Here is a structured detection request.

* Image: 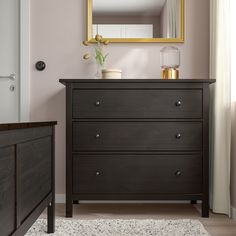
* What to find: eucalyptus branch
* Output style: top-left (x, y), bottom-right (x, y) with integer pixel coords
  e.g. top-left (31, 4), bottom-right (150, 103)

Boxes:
top-left (82, 34), bottom-right (109, 66)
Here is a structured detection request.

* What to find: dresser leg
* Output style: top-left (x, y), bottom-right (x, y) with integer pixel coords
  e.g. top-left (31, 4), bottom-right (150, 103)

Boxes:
top-left (191, 200), bottom-right (197, 204)
top-left (66, 197), bottom-right (73, 218)
top-left (202, 199), bottom-right (209, 217)
top-left (47, 201), bottom-right (55, 233)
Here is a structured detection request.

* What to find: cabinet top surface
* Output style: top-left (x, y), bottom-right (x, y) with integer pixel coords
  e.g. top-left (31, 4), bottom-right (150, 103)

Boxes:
top-left (59, 79), bottom-right (216, 85)
top-left (0, 121), bottom-right (57, 131)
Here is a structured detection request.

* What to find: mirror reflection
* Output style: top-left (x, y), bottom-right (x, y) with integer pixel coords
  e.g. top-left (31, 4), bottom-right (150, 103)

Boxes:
top-left (92, 0), bottom-right (182, 39)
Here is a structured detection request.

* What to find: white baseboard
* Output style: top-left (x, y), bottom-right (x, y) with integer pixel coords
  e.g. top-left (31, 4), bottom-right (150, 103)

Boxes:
top-left (231, 206), bottom-right (236, 220)
top-left (55, 194), bottom-right (195, 204)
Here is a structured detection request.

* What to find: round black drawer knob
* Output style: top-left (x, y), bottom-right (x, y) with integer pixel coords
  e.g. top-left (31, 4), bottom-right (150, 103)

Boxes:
top-left (176, 133), bottom-right (181, 139)
top-left (35, 61), bottom-right (46, 71)
top-left (176, 101), bottom-right (182, 107)
top-left (95, 134), bottom-right (100, 139)
top-left (175, 171), bottom-right (182, 177)
top-left (96, 171), bottom-right (100, 176)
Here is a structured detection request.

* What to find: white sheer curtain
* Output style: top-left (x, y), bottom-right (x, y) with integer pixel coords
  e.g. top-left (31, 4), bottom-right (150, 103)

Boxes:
top-left (230, 0), bottom-right (236, 218)
top-left (210, 0), bottom-right (231, 216)
top-left (167, 0), bottom-right (179, 38)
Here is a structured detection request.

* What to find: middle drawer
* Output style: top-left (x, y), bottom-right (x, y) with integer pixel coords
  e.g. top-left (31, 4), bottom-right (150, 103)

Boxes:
top-left (73, 122), bottom-right (202, 151)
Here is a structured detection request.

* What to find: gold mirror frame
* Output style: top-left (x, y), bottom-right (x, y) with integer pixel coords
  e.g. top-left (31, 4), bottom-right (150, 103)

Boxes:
top-left (87, 0), bottom-right (185, 43)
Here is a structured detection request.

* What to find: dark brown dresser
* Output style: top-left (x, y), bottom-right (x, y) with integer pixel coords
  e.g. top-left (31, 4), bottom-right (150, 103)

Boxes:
top-left (0, 122), bottom-right (56, 236)
top-left (60, 79), bottom-right (215, 218)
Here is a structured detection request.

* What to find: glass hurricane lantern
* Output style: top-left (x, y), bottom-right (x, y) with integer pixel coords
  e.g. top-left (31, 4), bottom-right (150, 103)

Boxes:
top-left (160, 46), bottom-right (180, 80)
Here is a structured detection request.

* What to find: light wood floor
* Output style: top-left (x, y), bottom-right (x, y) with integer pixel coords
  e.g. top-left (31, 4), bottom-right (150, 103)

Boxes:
top-left (50, 203), bottom-right (236, 236)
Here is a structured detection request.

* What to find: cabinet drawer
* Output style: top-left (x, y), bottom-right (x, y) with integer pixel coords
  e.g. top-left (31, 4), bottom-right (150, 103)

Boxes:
top-left (72, 89), bottom-right (202, 119)
top-left (73, 154), bottom-right (202, 194)
top-left (73, 122), bottom-right (202, 151)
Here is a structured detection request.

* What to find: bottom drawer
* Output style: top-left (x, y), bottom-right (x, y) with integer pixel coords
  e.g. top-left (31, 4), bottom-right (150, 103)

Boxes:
top-left (73, 154), bottom-right (202, 194)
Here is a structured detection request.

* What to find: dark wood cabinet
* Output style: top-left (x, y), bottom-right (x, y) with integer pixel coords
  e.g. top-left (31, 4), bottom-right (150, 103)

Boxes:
top-left (0, 122), bottom-right (56, 236)
top-left (60, 79), bottom-right (215, 218)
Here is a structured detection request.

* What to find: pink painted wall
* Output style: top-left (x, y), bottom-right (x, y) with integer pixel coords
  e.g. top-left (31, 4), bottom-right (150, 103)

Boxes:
top-left (30, 0), bottom-right (210, 195)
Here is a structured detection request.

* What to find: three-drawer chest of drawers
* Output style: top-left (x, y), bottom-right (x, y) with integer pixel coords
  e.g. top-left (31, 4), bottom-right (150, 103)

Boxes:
top-left (60, 79), bottom-right (215, 218)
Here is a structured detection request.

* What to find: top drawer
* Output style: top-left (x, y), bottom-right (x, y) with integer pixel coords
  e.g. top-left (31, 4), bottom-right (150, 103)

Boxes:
top-left (72, 89), bottom-right (202, 119)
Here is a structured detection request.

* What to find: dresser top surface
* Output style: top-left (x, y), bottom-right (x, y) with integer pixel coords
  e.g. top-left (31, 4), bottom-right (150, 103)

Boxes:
top-left (59, 79), bottom-right (216, 85)
top-left (0, 121), bottom-right (57, 131)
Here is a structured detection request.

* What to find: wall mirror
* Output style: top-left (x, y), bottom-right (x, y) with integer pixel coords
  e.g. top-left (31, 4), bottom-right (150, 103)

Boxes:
top-left (87, 0), bottom-right (185, 43)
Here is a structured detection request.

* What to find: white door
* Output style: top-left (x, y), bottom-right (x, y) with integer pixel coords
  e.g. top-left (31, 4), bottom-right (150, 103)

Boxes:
top-left (0, 0), bottom-right (19, 123)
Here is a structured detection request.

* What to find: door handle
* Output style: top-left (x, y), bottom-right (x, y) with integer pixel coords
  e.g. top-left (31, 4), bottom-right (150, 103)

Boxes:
top-left (0, 74), bottom-right (16, 81)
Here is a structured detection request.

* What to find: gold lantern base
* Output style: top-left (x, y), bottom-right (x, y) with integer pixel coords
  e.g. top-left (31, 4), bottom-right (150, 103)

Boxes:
top-left (162, 68), bottom-right (179, 80)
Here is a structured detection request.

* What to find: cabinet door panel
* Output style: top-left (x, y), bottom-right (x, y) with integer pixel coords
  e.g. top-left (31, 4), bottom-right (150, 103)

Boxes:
top-left (0, 146), bottom-right (15, 236)
top-left (18, 137), bottom-right (52, 222)
top-left (98, 25), bottom-right (124, 38)
top-left (125, 25), bottom-right (153, 38)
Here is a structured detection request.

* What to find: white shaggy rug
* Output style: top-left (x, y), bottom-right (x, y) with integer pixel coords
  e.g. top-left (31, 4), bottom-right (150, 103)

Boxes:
top-left (26, 218), bottom-right (210, 236)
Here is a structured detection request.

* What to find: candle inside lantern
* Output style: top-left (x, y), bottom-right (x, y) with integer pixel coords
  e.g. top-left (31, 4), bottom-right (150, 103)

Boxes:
top-left (160, 46), bottom-right (180, 80)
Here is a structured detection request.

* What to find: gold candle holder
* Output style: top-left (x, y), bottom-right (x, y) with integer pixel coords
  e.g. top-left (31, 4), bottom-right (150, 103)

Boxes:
top-left (162, 68), bottom-right (179, 80)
